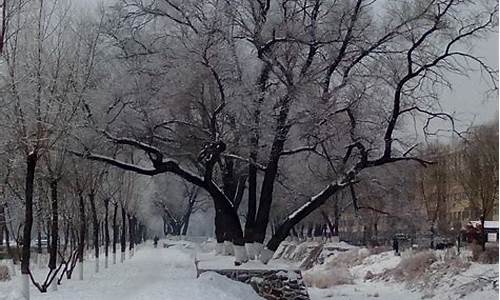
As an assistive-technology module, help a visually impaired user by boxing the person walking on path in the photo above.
[392,237,400,256]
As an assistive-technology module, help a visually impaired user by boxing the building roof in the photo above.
[470,220,499,229]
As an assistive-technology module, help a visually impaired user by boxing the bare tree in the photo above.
[73,0,498,265]
[457,122,499,250]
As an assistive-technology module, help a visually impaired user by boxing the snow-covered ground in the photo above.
[197,252,293,270]
[306,247,499,300]
[0,242,263,300]
[0,240,498,300]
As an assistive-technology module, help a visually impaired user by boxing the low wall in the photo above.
[196,268,310,300]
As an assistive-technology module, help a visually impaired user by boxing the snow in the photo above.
[197,272,262,300]
[0,242,263,300]
[470,220,499,229]
[428,262,499,300]
[309,280,423,300]
[196,252,293,270]
[1,239,497,300]
[287,200,313,220]
[308,248,499,300]
[350,251,401,277]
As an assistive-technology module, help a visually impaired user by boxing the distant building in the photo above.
[417,137,498,236]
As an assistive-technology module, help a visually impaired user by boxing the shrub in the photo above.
[471,245,499,264]
[325,248,371,268]
[389,250,437,282]
[368,246,390,255]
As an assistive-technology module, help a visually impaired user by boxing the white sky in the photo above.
[439,33,498,126]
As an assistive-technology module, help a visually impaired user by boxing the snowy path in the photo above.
[308,280,424,300]
[36,246,197,300]
[1,243,263,300]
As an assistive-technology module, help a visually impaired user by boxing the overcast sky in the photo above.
[440,34,498,126]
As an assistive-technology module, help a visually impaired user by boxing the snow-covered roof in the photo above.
[470,220,499,229]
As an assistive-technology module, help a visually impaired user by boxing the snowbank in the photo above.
[303,265,354,288]
[350,250,401,278]
[197,272,263,300]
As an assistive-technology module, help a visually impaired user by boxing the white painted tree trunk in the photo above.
[245,243,255,260]
[113,252,116,264]
[95,258,99,273]
[78,262,84,280]
[223,241,234,256]
[50,278,58,291]
[233,245,248,264]
[10,260,16,277]
[21,274,30,300]
[254,242,264,259]
[120,251,125,263]
[259,247,274,264]
[215,243,223,255]
[105,255,109,269]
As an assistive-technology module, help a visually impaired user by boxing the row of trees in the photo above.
[0,2,152,298]
[419,121,499,250]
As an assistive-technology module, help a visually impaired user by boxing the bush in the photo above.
[0,265,10,281]
[389,250,437,282]
[364,270,375,280]
[471,245,499,264]
[325,248,370,268]
[368,246,390,255]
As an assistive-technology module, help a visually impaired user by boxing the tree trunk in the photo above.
[480,214,486,251]
[181,205,193,236]
[0,204,4,247]
[306,223,313,238]
[63,222,69,255]
[233,176,247,211]
[78,192,86,280]
[134,222,140,244]
[313,223,323,237]
[37,223,42,255]
[333,200,340,236]
[222,160,237,203]
[263,183,344,263]
[162,216,169,236]
[112,202,118,264]
[89,192,99,272]
[120,205,126,262]
[48,180,58,270]
[244,162,257,246]
[208,185,244,247]
[21,152,37,278]
[128,214,135,257]
[245,63,270,247]
[253,95,292,244]
[5,225,12,259]
[104,199,109,267]
[320,211,335,237]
